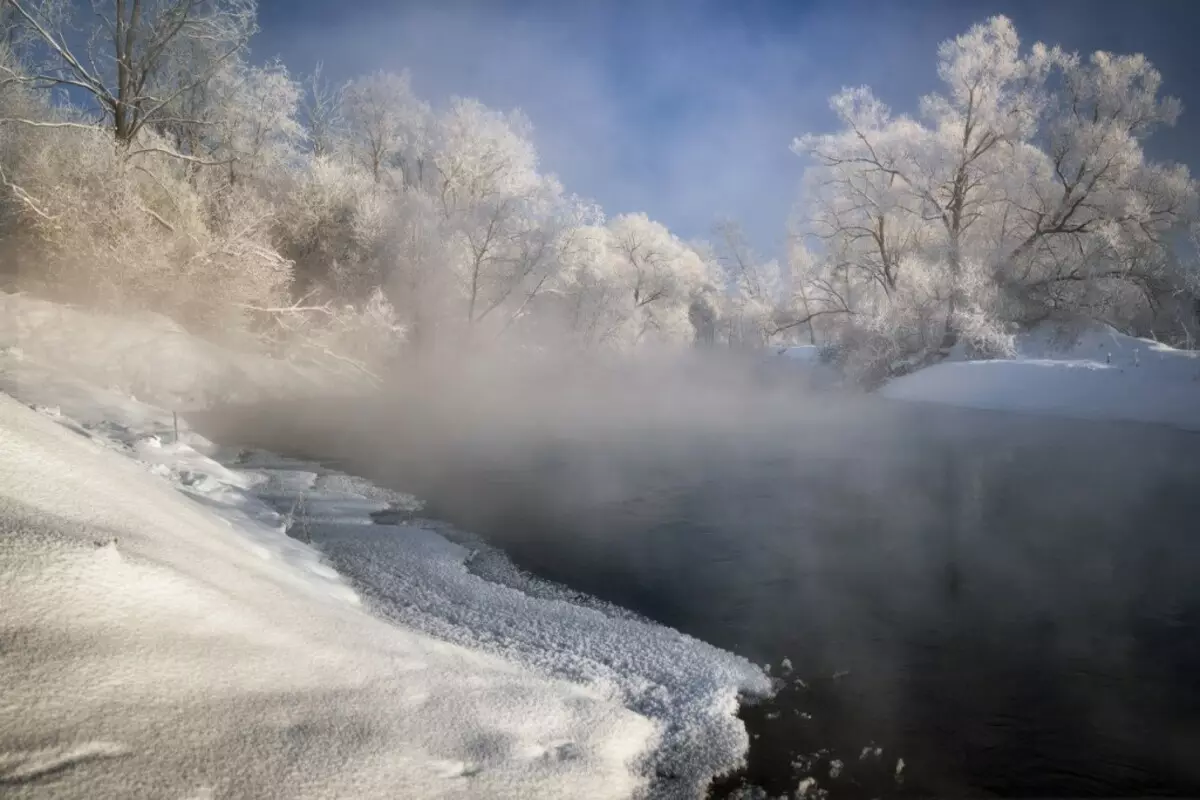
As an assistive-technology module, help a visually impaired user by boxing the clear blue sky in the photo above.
[254,0,1200,260]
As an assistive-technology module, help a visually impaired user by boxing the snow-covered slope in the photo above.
[0,295,770,798]
[882,323,1200,430]
[0,390,661,799]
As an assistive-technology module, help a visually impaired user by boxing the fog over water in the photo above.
[195,353,1200,797]
[5,0,1200,795]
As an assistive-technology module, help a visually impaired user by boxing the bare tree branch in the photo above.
[124,145,235,166]
[0,163,58,220]
[0,117,103,131]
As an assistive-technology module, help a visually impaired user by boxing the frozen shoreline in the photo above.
[0,294,769,798]
[882,323,1200,431]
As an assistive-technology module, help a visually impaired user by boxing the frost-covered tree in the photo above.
[430,99,565,333]
[606,213,713,346]
[0,2,722,364]
[1001,48,1194,326]
[271,153,371,292]
[341,70,429,186]
[710,219,787,347]
[531,212,715,350]
[793,15,1198,367]
[1,118,290,328]
[547,222,627,348]
[301,61,343,159]
[0,1,298,333]
[207,59,304,186]
[2,0,256,144]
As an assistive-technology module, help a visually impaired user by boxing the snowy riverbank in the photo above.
[0,294,769,799]
[882,323,1200,431]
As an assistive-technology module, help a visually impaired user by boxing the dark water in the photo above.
[196,395,1200,798]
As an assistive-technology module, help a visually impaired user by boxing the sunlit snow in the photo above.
[0,295,769,799]
[882,323,1200,430]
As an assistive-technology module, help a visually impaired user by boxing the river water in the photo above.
[196,388,1200,798]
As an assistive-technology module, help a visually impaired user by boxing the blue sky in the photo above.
[255,0,1200,260]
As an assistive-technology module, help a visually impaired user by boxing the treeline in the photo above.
[0,0,750,373]
[0,4,1196,380]
[790,17,1200,380]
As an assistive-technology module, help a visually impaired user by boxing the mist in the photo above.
[5,0,1200,797]
[180,335,1200,796]
[197,346,856,491]
[189,344,1200,796]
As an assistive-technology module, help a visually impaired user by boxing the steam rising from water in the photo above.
[195,349,1200,796]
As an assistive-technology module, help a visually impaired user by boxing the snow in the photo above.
[0,390,664,799]
[882,322,1200,430]
[0,294,770,798]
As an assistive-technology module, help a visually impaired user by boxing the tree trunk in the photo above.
[467,260,481,325]
[938,231,965,356]
[939,290,961,354]
[796,281,817,345]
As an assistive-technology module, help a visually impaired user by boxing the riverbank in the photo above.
[0,295,769,798]
[881,322,1200,430]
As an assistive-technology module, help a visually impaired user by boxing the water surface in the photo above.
[197,392,1200,797]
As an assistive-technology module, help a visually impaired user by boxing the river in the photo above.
[195,383,1200,798]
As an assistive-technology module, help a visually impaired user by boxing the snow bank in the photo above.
[227,453,769,795]
[1,296,770,798]
[882,323,1200,430]
[0,390,659,799]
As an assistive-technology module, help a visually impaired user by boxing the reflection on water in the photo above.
[197,397,1200,797]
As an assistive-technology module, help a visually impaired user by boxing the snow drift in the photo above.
[882,323,1200,430]
[0,390,660,799]
[0,293,770,798]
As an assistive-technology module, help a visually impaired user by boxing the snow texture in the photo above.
[0,294,770,798]
[882,323,1200,430]
[251,474,769,795]
[0,389,666,799]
